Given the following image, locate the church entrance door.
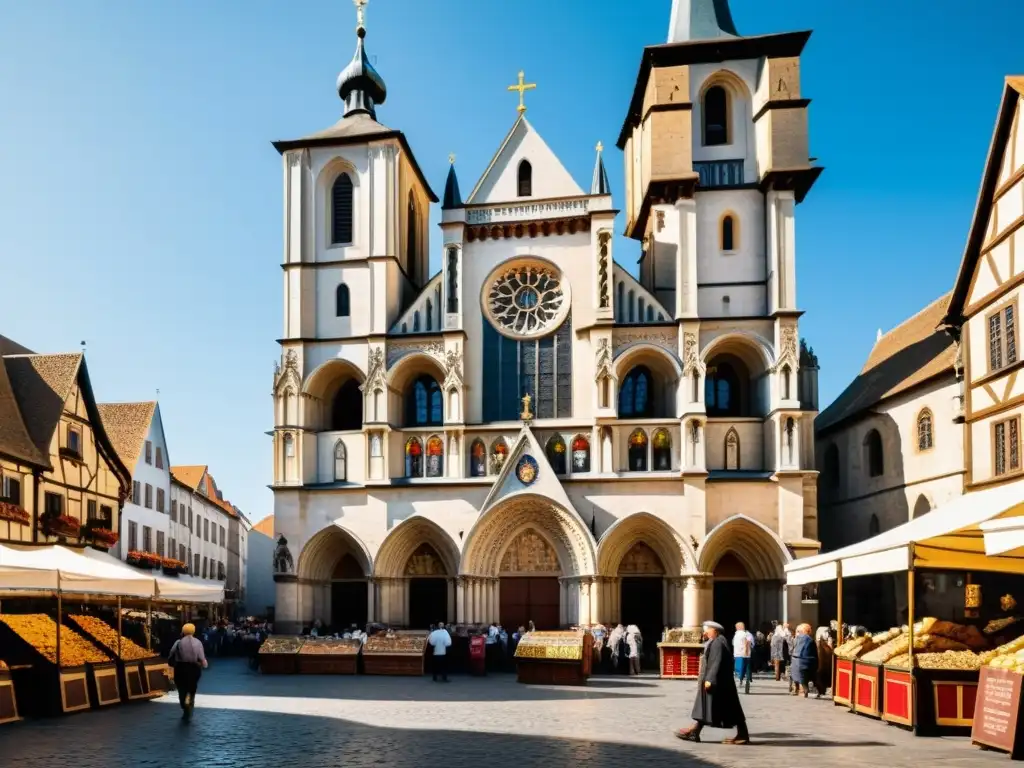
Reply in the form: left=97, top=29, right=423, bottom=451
left=620, top=577, right=663, bottom=669
left=712, top=553, right=752, bottom=641
left=331, top=581, right=368, bottom=632
left=409, top=578, right=448, bottom=629
left=500, top=577, right=560, bottom=630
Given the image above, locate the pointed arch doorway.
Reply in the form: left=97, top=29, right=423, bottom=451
left=331, top=553, right=369, bottom=632
left=406, top=543, right=450, bottom=629
left=618, top=543, right=665, bottom=669
left=711, top=553, right=750, bottom=639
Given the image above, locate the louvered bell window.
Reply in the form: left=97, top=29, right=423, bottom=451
left=331, top=173, right=354, bottom=245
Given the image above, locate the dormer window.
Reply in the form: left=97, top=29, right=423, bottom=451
left=517, top=160, right=532, bottom=197
left=331, top=172, right=354, bottom=245
left=703, top=85, right=729, bottom=146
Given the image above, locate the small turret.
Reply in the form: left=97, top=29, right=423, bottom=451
left=668, top=0, right=739, bottom=44
left=591, top=141, right=611, bottom=196
left=442, top=154, right=463, bottom=210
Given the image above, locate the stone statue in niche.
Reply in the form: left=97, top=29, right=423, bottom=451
left=274, top=536, right=294, bottom=574
left=725, top=429, right=740, bottom=470
left=618, top=542, right=665, bottom=575
left=405, top=544, right=446, bottom=576
left=500, top=530, right=559, bottom=573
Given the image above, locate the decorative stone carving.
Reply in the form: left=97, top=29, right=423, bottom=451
left=594, top=338, right=613, bottom=382
left=682, top=332, right=705, bottom=376
left=405, top=544, right=447, bottom=576
left=361, top=347, right=386, bottom=394
left=443, top=346, right=463, bottom=391
left=597, top=231, right=611, bottom=309
left=725, top=428, right=740, bottom=471
left=386, top=339, right=445, bottom=367
left=613, top=327, right=678, bottom=358
left=288, top=151, right=303, bottom=167
left=500, top=530, right=560, bottom=573
left=273, top=350, right=301, bottom=394
left=774, top=326, right=799, bottom=372
left=273, top=536, right=294, bottom=574
left=618, top=542, right=665, bottom=575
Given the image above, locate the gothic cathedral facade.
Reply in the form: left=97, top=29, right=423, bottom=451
left=270, top=0, right=822, bottom=635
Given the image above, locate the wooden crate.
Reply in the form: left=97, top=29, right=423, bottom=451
left=854, top=661, right=884, bottom=718
left=259, top=653, right=299, bottom=675
left=363, top=654, right=425, bottom=676
left=297, top=654, right=358, bottom=675
left=517, top=659, right=587, bottom=686
left=0, top=668, right=20, bottom=725
left=658, top=643, right=702, bottom=679
left=120, top=660, right=151, bottom=702
left=883, top=666, right=978, bottom=736
left=141, top=658, right=171, bottom=694
left=88, top=662, right=121, bottom=707
left=833, top=657, right=854, bottom=708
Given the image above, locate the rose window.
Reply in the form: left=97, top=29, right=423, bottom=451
left=485, top=263, right=568, bottom=338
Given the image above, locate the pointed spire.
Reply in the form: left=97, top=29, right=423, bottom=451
left=442, top=154, right=462, bottom=210
left=668, top=0, right=740, bottom=44
left=591, top=141, right=611, bottom=195
left=337, top=0, right=387, bottom=119
left=876, top=328, right=883, bottom=343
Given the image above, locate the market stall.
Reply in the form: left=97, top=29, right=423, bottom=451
left=297, top=638, right=361, bottom=674
left=362, top=631, right=428, bottom=676
left=66, top=613, right=160, bottom=702
left=258, top=636, right=304, bottom=674
left=786, top=484, right=1024, bottom=735
left=514, top=630, right=593, bottom=686
left=0, top=659, right=19, bottom=725
left=657, top=628, right=703, bottom=679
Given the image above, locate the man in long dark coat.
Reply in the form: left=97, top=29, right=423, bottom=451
left=676, top=621, right=749, bottom=744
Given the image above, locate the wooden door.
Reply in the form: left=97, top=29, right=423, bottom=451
left=500, top=577, right=560, bottom=630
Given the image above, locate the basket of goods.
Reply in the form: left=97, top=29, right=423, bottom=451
left=980, top=635, right=1024, bottom=672
left=835, top=635, right=877, bottom=660
left=663, top=628, right=703, bottom=644
left=0, top=614, right=109, bottom=715
left=363, top=632, right=428, bottom=676
left=515, top=631, right=586, bottom=661
left=886, top=650, right=983, bottom=670
left=861, top=633, right=971, bottom=664
left=67, top=615, right=156, bottom=662
left=297, top=638, right=361, bottom=674
left=258, top=636, right=304, bottom=675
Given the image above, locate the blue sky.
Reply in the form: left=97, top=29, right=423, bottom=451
left=1, top=0, right=1021, bottom=520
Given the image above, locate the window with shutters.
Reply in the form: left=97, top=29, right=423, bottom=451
left=144, top=484, right=153, bottom=509
left=143, top=525, right=152, bottom=552
left=145, top=440, right=152, bottom=464
left=157, top=531, right=165, bottom=557
left=155, top=446, right=163, bottom=469
left=1, top=475, right=21, bottom=506
left=331, top=173, right=354, bottom=245
left=156, top=488, right=165, bottom=513
left=132, top=481, right=141, bottom=504
left=994, top=416, right=1022, bottom=477
left=87, top=499, right=97, bottom=521
left=988, top=300, right=1019, bottom=373
left=171, top=499, right=178, bottom=523
left=129, top=521, right=138, bottom=552
left=482, top=314, right=572, bottom=421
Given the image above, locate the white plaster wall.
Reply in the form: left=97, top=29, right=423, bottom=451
left=695, top=189, right=765, bottom=283
left=315, top=263, right=371, bottom=338
left=119, top=415, right=172, bottom=559
left=316, top=431, right=367, bottom=484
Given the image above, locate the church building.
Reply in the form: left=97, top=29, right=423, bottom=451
left=269, top=0, right=823, bottom=636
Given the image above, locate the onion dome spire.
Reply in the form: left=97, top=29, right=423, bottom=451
left=337, top=0, right=387, bottom=119
left=591, top=141, right=611, bottom=195
left=442, top=154, right=463, bottom=210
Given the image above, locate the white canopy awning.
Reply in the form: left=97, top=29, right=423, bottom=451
left=786, top=483, right=1024, bottom=586
left=76, top=548, right=224, bottom=603
left=0, top=545, right=156, bottom=597
left=0, top=544, right=61, bottom=590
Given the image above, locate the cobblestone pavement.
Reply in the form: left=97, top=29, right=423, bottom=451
left=0, top=660, right=1010, bottom=767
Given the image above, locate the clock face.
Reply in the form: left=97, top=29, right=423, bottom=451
left=516, top=455, right=539, bottom=486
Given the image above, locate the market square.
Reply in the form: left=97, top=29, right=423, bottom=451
left=2, top=0, right=1024, bottom=763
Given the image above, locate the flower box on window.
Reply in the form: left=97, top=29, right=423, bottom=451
left=126, top=550, right=161, bottom=569
left=160, top=558, right=187, bottom=576
left=83, top=523, right=118, bottom=549
left=38, top=514, right=81, bottom=538
left=0, top=502, right=30, bottom=526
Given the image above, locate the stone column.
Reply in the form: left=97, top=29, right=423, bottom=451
left=472, top=578, right=481, bottom=624
left=494, top=578, right=501, bottom=625
left=683, top=577, right=701, bottom=628
left=366, top=577, right=376, bottom=623
left=456, top=577, right=466, bottom=624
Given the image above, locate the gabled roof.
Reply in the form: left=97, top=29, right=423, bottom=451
left=171, top=465, right=207, bottom=492
left=97, top=401, right=157, bottom=474
left=0, top=335, right=34, bottom=356
left=816, top=293, right=957, bottom=435
left=0, top=355, right=47, bottom=468
left=466, top=115, right=584, bottom=205
left=943, top=77, right=1024, bottom=326
left=4, top=353, right=84, bottom=458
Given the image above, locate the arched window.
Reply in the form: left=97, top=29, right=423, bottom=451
left=781, top=364, right=791, bottom=400
left=705, top=363, right=741, bottom=416
left=571, top=434, right=591, bottom=473
left=652, top=428, right=672, bottom=471
left=628, top=429, right=648, bottom=471
left=864, top=429, right=884, bottom=477
left=703, top=85, right=729, bottom=146
left=517, top=160, right=532, bottom=197
left=336, top=284, right=350, bottom=317
left=628, top=290, right=636, bottom=322
left=619, top=366, right=653, bottom=418
left=406, top=375, right=442, bottom=427
left=405, top=437, right=424, bottom=477
left=721, top=214, right=736, bottom=252
left=469, top=439, right=486, bottom=477
left=331, top=379, right=363, bottom=431
left=616, top=282, right=624, bottom=321
left=913, top=494, right=932, bottom=519
left=333, top=441, right=347, bottom=482
left=869, top=514, right=880, bottom=537
left=331, top=173, right=354, bottom=245
left=490, top=438, right=509, bottom=475
left=407, top=191, right=417, bottom=283
left=425, top=435, right=444, bottom=478
left=823, top=444, right=840, bottom=490
left=546, top=435, right=567, bottom=475
left=917, top=409, right=934, bottom=451
left=283, top=433, right=294, bottom=457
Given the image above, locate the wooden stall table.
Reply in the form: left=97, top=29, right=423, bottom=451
left=882, top=664, right=979, bottom=735
left=658, top=643, right=703, bottom=679
left=258, top=636, right=305, bottom=674
left=66, top=613, right=160, bottom=703
left=854, top=660, right=884, bottom=718
left=297, top=638, right=361, bottom=674
left=363, top=631, right=428, bottom=676
left=833, top=657, right=855, bottom=708
left=0, top=661, right=20, bottom=725
left=515, top=630, right=593, bottom=686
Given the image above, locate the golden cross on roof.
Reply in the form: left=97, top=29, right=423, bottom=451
left=596, top=141, right=604, bottom=153
left=353, top=0, right=367, bottom=28
left=508, top=70, right=536, bottom=115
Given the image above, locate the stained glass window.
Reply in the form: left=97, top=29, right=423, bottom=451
left=571, top=434, right=591, bottom=473
left=619, top=367, right=653, bottom=417
left=917, top=410, right=933, bottom=451
left=546, top=435, right=567, bottom=474
left=470, top=439, right=486, bottom=477
left=482, top=314, right=572, bottom=421
left=652, top=428, right=671, bottom=471
left=706, top=363, right=740, bottom=416
left=405, top=437, right=424, bottom=478
left=628, top=429, right=648, bottom=472
left=425, top=436, right=444, bottom=478
left=407, top=375, right=442, bottom=427
left=490, top=439, right=509, bottom=475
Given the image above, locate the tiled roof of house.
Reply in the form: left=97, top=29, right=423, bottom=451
left=0, top=356, right=48, bottom=468
left=170, top=465, right=207, bottom=491
left=0, top=335, right=34, bottom=356
left=252, top=515, right=275, bottom=537
left=202, top=473, right=238, bottom=518
left=816, top=293, right=957, bottom=434
left=97, top=402, right=156, bottom=474
left=3, top=353, right=83, bottom=457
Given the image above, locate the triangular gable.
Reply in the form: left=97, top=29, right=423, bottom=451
left=466, top=116, right=585, bottom=205
left=75, top=359, right=132, bottom=489
left=96, top=401, right=157, bottom=474
left=478, top=424, right=580, bottom=518
left=944, top=77, right=1024, bottom=326
left=151, top=403, right=170, bottom=469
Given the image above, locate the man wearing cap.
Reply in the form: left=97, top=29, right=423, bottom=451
left=676, top=620, right=750, bottom=745
left=168, top=623, right=208, bottom=721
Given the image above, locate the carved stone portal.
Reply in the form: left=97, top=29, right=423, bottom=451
left=618, top=542, right=665, bottom=575
left=500, top=529, right=560, bottom=573
left=404, top=543, right=447, bottom=577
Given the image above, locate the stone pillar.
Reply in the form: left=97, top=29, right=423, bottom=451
left=472, top=578, right=481, bottom=624
left=494, top=578, right=501, bottom=625
left=447, top=578, right=456, bottom=624
left=456, top=577, right=466, bottom=624
left=683, top=577, right=701, bottom=628
left=366, top=577, right=376, bottom=623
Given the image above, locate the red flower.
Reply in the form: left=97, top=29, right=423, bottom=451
left=0, top=502, right=30, bottom=526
